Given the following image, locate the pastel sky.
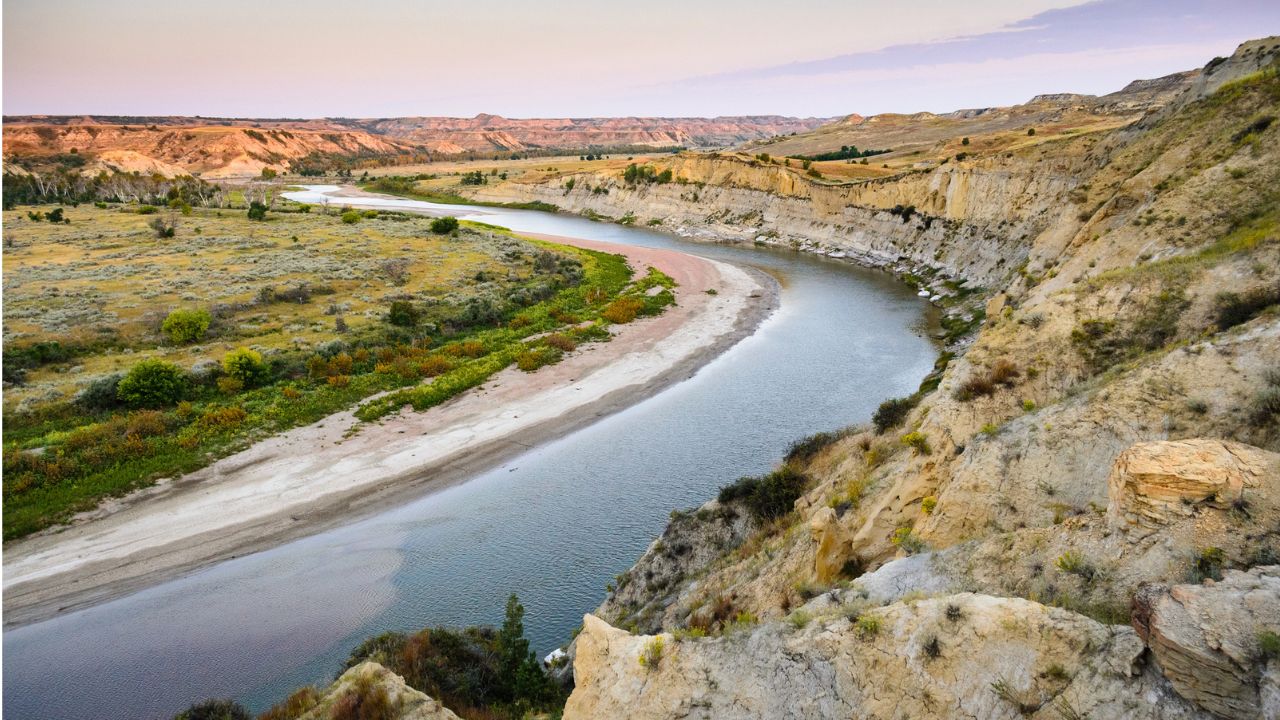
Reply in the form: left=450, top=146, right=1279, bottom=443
left=3, top=0, right=1278, bottom=118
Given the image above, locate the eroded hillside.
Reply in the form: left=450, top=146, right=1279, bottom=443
left=456, top=36, right=1280, bottom=719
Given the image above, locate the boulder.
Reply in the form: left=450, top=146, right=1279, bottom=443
left=298, top=661, right=460, bottom=720
left=1132, top=566, right=1280, bottom=720
left=1106, top=439, right=1278, bottom=531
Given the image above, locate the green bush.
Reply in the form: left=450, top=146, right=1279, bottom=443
left=247, top=201, right=268, bottom=221
left=221, top=347, right=268, bottom=386
left=387, top=300, right=419, bottom=327
left=430, top=216, right=459, bottom=234
left=718, top=466, right=809, bottom=523
left=161, top=308, right=211, bottom=344
left=75, top=372, right=124, bottom=410
left=340, top=210, right=361, bottom=224
left=172, top=699, right=250, bottom=720
left=872, top=396, right=917, bottom=433
left=117, top=359, right=188, bottom=407
left=1214, top=284, right=1280, bottom=330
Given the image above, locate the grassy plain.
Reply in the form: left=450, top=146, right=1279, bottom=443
left=2, top=201, right=674, bottom=539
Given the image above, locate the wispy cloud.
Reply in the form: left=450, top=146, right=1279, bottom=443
left=684, top=0, right=1279, bottom=84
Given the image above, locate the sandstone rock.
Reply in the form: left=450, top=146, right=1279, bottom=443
left=298, top=661, right=460, bottom=720
left=565, top=595, right=1210, bottom=719
left=1132, top=566, right=1280, bottom=720
left=1107, top=439, right=1279, bottom=531
left=809, top=506, right=845, bottom=585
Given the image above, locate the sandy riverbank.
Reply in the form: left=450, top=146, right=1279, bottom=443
left=2, top=234, right=778, bottom=628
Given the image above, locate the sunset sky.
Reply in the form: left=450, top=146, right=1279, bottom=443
left=4, top=0, right=1278, bottom=118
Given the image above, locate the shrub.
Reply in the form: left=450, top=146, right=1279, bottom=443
left=149, top=215, right=177, bottom=238
left=602, top=296, right=645, bottom=324
left=117, top=359, right=188, bottom=407
left=330, top=674, right=394, bottom=720
left=900, top=431, right=931, bottom=455
left=75, top=373, right=124, bottom=410
left=544, top=333, right=577, bottom=352
left=856, top=614, right=881, bottom=637
left=222, top=347, right=267, bottom=386
left=1251, top=387, right=1280, bottom=426
left=247, top=201, right=268, bottom=221
left=1055, top=550, right=1096, bottom=581
left=515, top=346, right=562, bottom=372
left=921, top=496, right=937, bottom=515
left=217, top=376, right=244, bottom=395
left=638, top=637, right=665, bottom=670
left=891, top=526, right=926, bottom=554
left=341, top=210, right=361, bottom=224
left=125, top=410, right=168, bottom=438
left=717, top=466, right=810, bottom=523
left=173, top=699, right=251, bottom=720
left=198, top=406, right=248, bottom=431
left=387, top=301, right=419, bottom=327
left=430, top=216, right=459, bottom=234
left=1214, top=284, right=1280, bottom=330
left=1189, top=547, right=1225, bottom=582
left=872, top=396, right=917, bottom=433
left=162, top=308, right=211, bottom=344
left=258, top=687, right=320, bottom=720
left=1259, top=630, right=1280, bottom=661
left=785, top=430, right=846, bottom=464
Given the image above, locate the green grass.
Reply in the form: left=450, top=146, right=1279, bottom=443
left=2, top=228, right=674, bottom=540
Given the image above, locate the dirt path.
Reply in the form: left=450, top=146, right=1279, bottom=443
left=2, top=234, right=778, bottom=628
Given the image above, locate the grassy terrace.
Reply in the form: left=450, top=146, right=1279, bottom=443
left=2, top=202, right=674, bottom=540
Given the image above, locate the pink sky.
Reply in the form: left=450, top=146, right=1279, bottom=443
left=3, top=0, right=1278, bottom=118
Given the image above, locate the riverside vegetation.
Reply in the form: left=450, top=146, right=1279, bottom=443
left=1, top=200, right=674, bottom=540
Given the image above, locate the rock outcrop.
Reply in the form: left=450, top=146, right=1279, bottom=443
left=553, top=36, right=1280, bottom=720
left=1108, top=440, right=1279, bottom=531
left=566, top=595, right=1211, bottom=720
left=298, top=661, right=460, bottom=720
left=1132, top=566, right=1280, bottom=720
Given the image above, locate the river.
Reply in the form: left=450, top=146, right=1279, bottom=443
left=2, top=187, right=938, bottom=719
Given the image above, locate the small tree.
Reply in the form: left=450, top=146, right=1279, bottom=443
left=1027, top=128, right=1036, bottom=136
left=430, top=216, right=459, bottom=234
left=260, top=167, right=278, bottom=179
left=222, top=347, right=268, bottom=387
left=162, top=308, right=211, bottom=344
left=247, top=201, right=268, bottom=221
left=388, top=301, right=419, bottom=327
left=117, top=359, right=188, bottom=407
left=961, top=137, right=970, bottom=146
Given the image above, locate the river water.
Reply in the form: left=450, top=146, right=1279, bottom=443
left=2, top=187, right=937, bottom=719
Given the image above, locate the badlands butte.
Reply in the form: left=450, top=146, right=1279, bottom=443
left=7, top=35, right=1280, bottom=720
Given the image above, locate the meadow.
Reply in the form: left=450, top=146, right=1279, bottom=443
left=2, top=201, right=675, bottom=539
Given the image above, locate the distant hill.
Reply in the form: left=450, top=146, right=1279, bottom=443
left=0, top=114, right=831, bottom=177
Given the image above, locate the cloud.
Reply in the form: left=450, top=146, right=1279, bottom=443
left=684, top=0, right=1280, bottom=84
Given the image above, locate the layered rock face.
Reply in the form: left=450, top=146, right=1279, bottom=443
left=567, top=597, right=1206, bottom=720
left=551, top=38, right=1280, bottom=720
left=1107, top=440, right=1278, bottom=531
left=1133, top=566, right=1280, bottom=720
